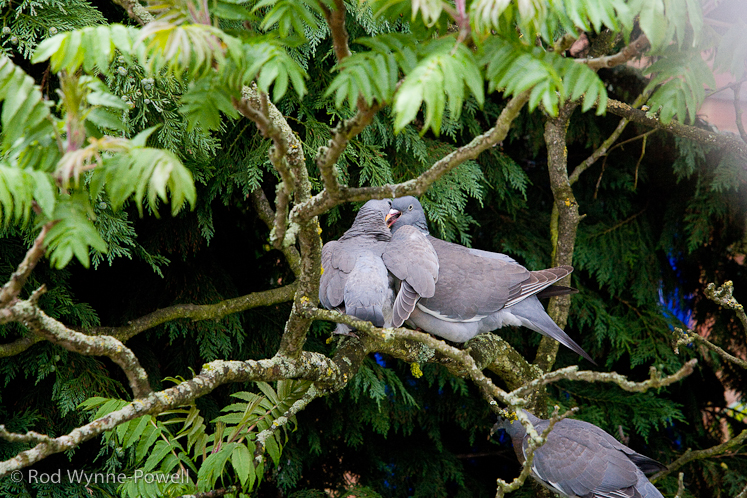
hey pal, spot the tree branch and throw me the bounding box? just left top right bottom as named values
left=674, top=328, right=747, bottom=369
left=0, top=222, right=55, bottom=308
left=233, top=90, right=295, bottom=250
left=733, top=82, right=747, bottom=144
left=90, top=283, right=298, bottom=343
left=510, top=359, right=698, bottom=401
left=705, top=281, right=747, bottom=337
left=538, top=100, right=580, bottom=376
left=7, top=298, right=152, bottom=398
left=569, top=91, right=652, bottom=185
left=291, top=89, right=532, bottom=222
left=234, top=85, right=321, bottom=360
left=604, top=98, right=747, bottom=159
left=576, top=34, right=649, bottom=70
left=651, top=428, right=747, bottom=482
left=0, top=284, right=298, bottom=358
left=254, top=384, right=320, bottom=461
left=110, top=0, right=154, bottom=25
left=250, top=188, right=302, bottom=275
left=321, top=0, right=351, bottom=64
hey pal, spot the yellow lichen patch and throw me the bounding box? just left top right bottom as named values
left=326, top=336, right=335, bottom=344
left=410, top=362, right=423, bottom=378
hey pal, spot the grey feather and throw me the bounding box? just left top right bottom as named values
left=382, top=224, right=439, bottom=327
left=495, top=410, right=665, bottom=498
left=389, top=196, right=594, bottom=364
left=319, top=200, right=395, bottom=332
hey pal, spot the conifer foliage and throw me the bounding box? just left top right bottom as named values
left=0, top=0, right=747, bottom=497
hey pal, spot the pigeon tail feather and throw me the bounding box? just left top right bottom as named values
left=509, top=298, right=596, bottom=365
left=634, top=471, right=664, bottom=498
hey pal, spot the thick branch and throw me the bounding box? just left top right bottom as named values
left=233, top=91, right=295, bottom=250
left=537, top=100, right=580, bottom=375
left=0, top=223, right=55, bottom=308
left=0, top=334, right=44, bottom=357
left=576, top=34, right=649, bottom=70
left=604, top=98, right=747, bottom=159
left=321, top=0, right=351, bottom=63
left=8, top=299, right=152, bottom=398
left=235, top=85, right=320, bottom=360
left=90, top=283, right=298, bottom=343
left=292, top=90, right=532, bottom=222
left=0, top=344, right=360, bottom=475
left=111, top=0, right=154, bottom=25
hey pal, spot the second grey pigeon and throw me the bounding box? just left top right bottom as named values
left=319, top=199, right=438, bottom=334
left=320, top=199, right=395, bottom=334
left=494, top=409, right=665, bottom=498
left=388, top=196, right=594, bottom=364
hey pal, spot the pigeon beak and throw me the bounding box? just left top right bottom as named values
left=385, top=209, right=401, bottom=227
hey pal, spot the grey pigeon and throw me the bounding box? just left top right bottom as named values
left=319, top=199, right=438, bottom=333
left=495, top=409, right=666, bottom=498
left=388, top=196, right=594, bottom=364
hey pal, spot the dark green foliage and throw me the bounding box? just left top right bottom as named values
left=1, top=0, right=747, bottom=497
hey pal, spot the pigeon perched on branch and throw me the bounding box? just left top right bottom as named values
left=387, top=196, right=594, bottom=364
left=319, top=199, right=438, bottom=334
left=494, top=409, right=666, bottom=498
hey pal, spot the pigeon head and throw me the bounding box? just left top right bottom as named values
left=388, top=196, right=429, bottom=235
left=492, top=409, right=542, bottom=439
left=492, top=411, right=525, bottom=439
left=340, top=199, right=392, bottom=241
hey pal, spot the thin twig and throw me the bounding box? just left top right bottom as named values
left=633, top=133, right=647, bottom=189
left=494, top=407, right=578, bottom=498
left=734, top=82, right=747, bottom=143
left=673, top=472, right=685, bottom=498
left=510, top=359, right=698, bottom=401
left=604, top=98, right=747, bottom=160
left=254, top=384, right=319, bottom=462
left=652, top=429, right=747, bottom=482
left=292, top=89, right=532, bottom=222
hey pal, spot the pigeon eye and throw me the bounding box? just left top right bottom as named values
left=408, top=205, right=413, bottom=210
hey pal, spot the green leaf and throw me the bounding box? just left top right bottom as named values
left=0, top=56, right=56, bottom=161
left=230, top=443, right=254, bottom=489
left=393, top=38, right=485, bottom=134
left=213, top=2, right=256, bottom=21
left=44, top=196, right=108, bottom=269
left=97, top=147, right=196, bottom=217
left=0, top=165, right=36, bottom=226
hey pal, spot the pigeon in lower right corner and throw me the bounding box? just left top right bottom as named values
left=387, top=196, right=594, bottom=364
left=494, top=409, right=666, bottom=498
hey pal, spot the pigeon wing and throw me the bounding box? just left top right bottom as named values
left=417, top=237, right=529, bottom=320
